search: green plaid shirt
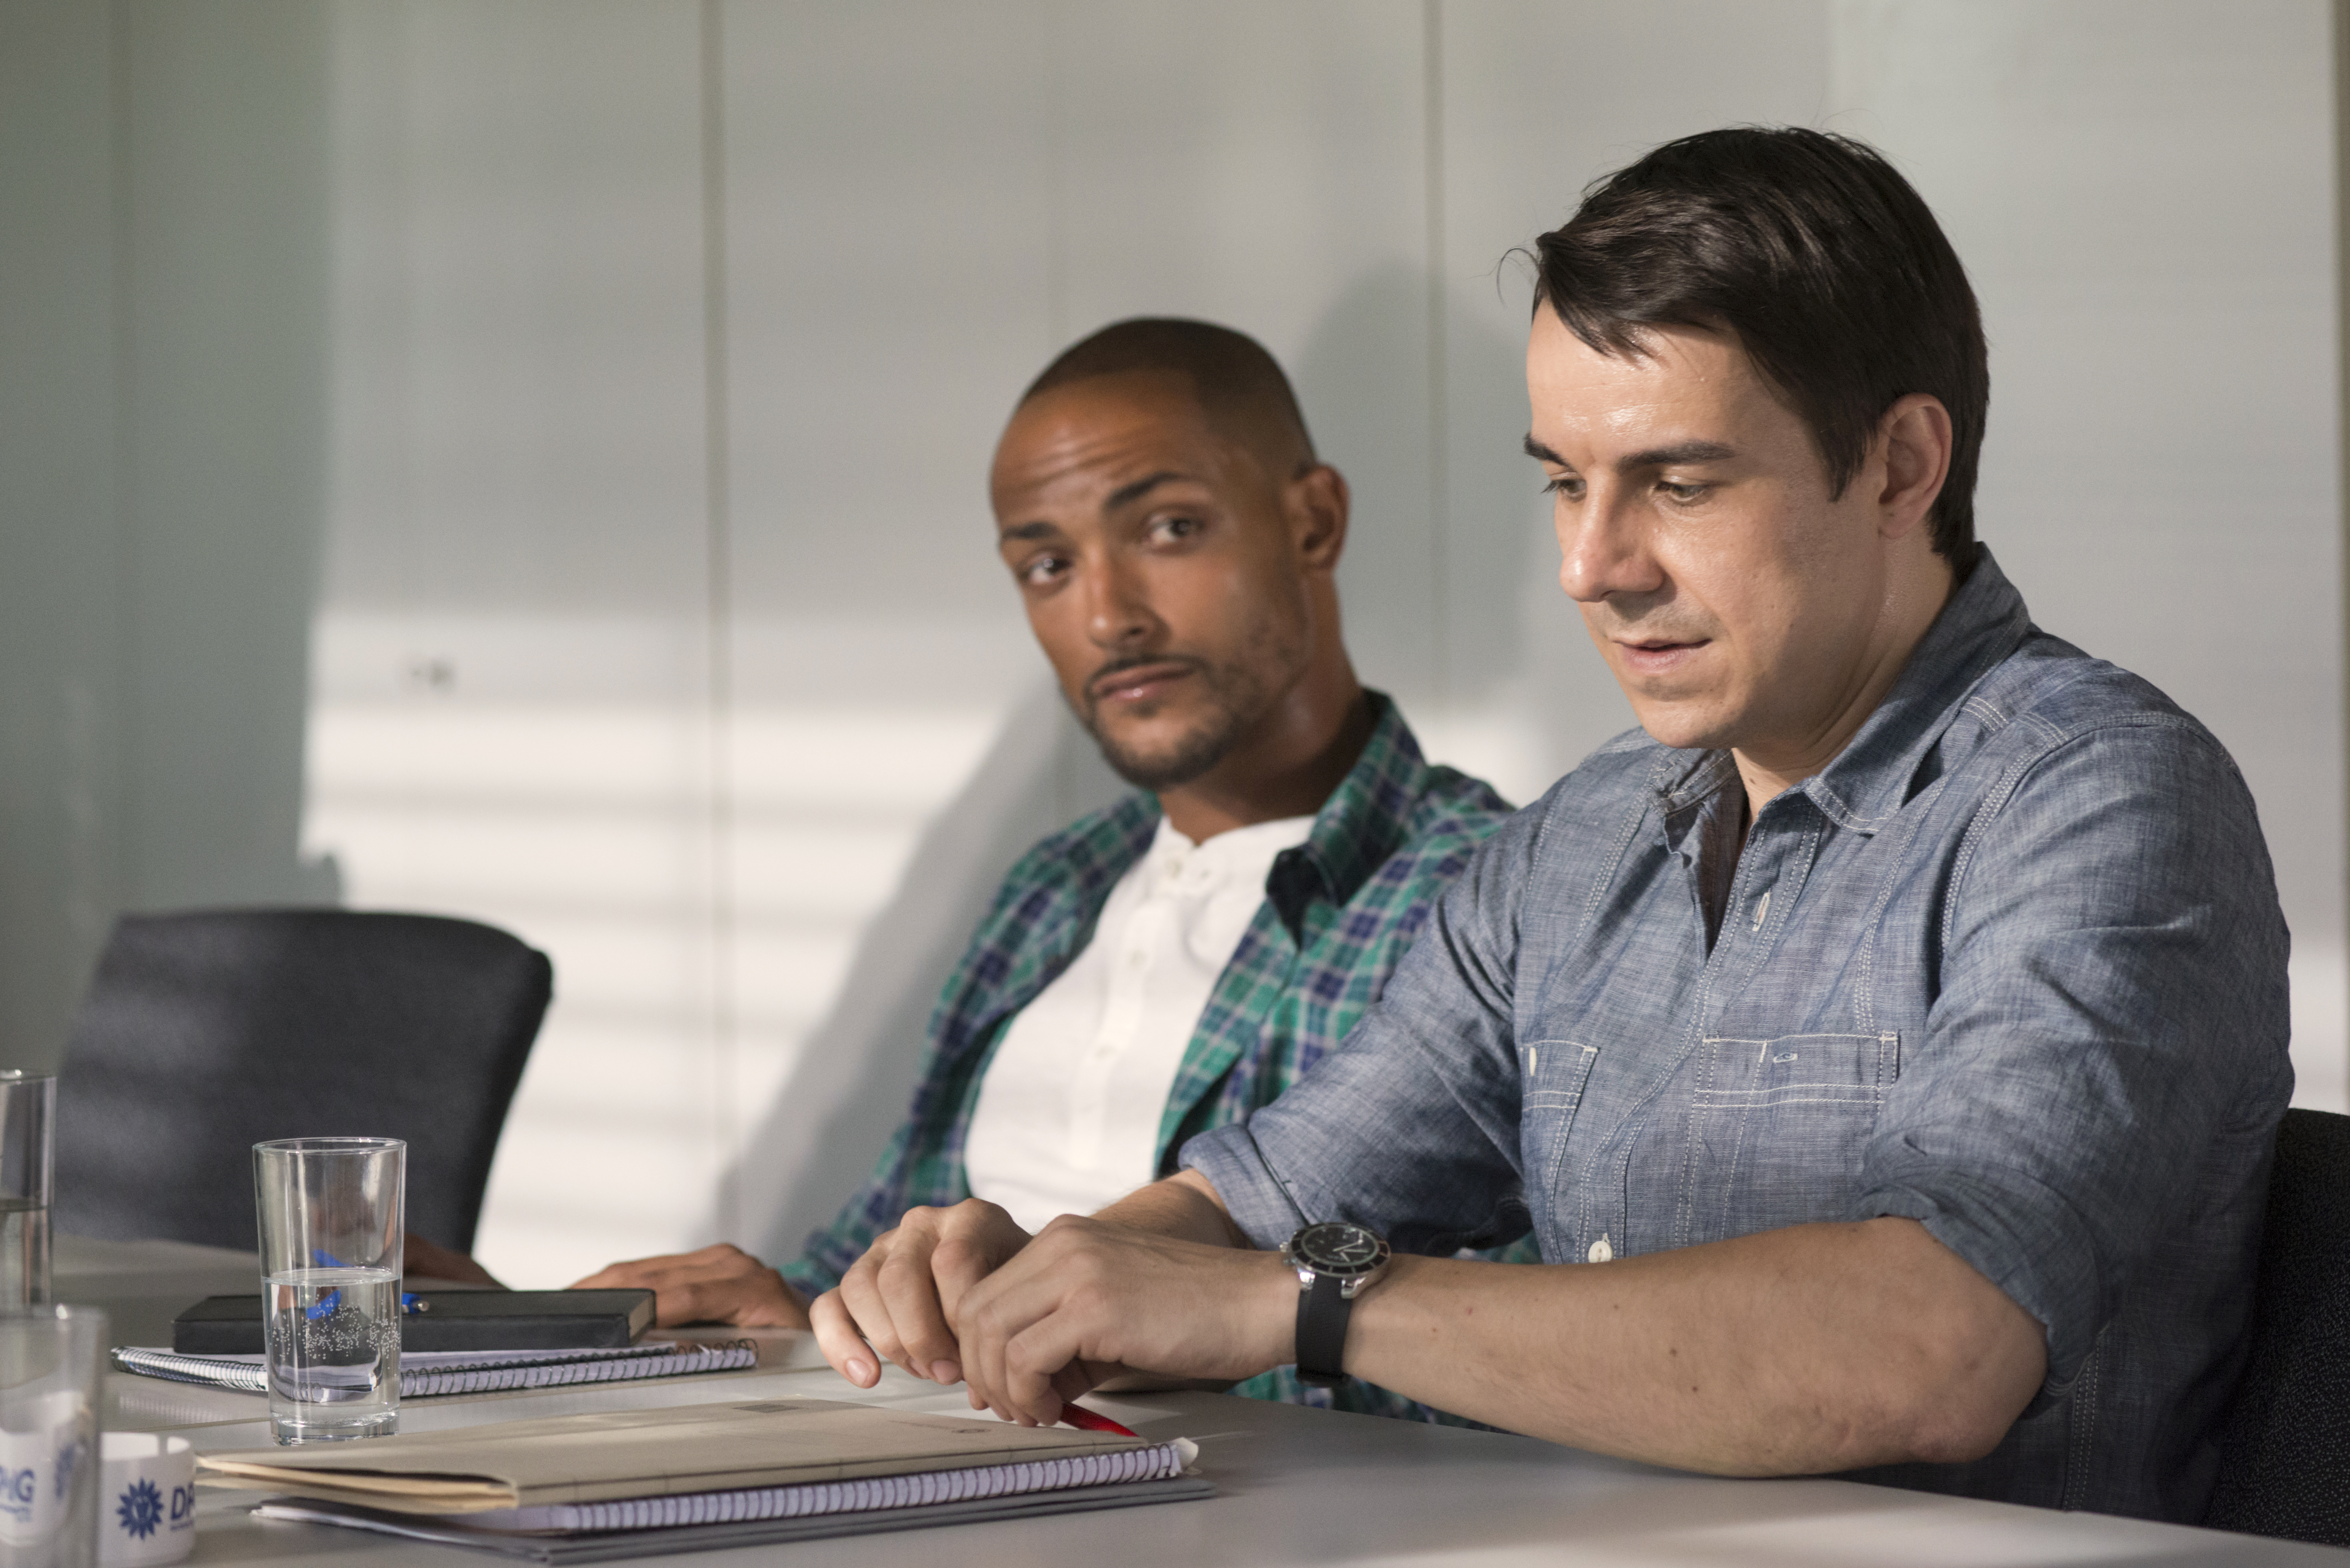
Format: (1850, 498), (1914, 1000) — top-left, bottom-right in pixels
(783, 693), (1515, 1420)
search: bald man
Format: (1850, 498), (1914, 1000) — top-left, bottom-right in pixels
(424, 319), (1515, 1422)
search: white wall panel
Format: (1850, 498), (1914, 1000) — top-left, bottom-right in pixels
(0, 0), (125, 1072)
(305, 0), (718, 1281)
(1826, 0), (2345, 1107)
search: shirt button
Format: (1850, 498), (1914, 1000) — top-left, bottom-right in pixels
(1587, 1235), (1613, 1264)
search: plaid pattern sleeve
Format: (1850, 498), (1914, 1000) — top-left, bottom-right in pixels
(781, 693), (1521, 1428)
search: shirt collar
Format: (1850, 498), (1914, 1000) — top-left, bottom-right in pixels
(1145, 811), (1316, 895)
(1640, 546), (2034, 836)
(1799, 546), (2032, 834)
(1264, 691), (1432, 938)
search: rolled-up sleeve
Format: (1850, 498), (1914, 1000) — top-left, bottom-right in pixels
(1182, 795), (1548, 1255)
(1856, 720), (2291, 1392)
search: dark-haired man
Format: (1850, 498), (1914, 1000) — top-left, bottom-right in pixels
(814, 130), (2290, 1521)
(435, 319), (1514, 1423)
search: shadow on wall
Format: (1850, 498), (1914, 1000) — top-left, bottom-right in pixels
(1297, 257), (1628, 798)
(730, 679), (1124, 1265)
(1292, 255), (1596, 706)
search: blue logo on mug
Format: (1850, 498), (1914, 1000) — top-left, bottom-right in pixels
(116, 1478), (162, 1540)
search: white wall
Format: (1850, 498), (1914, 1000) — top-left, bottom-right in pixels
(2, 1), (2339, 1281)
(0, 0), (338, 1079)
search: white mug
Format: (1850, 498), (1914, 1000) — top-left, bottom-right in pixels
(96, 1436), (191, 1568)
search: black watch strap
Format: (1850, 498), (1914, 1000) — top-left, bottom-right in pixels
(1294, 1269), (1351, 1387)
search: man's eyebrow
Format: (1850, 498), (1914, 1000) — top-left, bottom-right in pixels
(997, 520), (1061, 542)
(1522, 433), (1569, 467)
(1619, 440), (1737, 471)
(1104, 470), (1186, 512)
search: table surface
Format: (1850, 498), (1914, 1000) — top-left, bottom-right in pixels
(59, 1233), (2349, 1567)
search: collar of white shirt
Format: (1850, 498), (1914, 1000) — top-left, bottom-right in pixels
(963, 812), (1316, 1233)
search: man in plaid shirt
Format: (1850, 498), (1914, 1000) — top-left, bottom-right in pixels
(441, 318), (1513, 1420)
(779, 681), (1507, 1421)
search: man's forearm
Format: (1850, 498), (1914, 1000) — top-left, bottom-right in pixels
(1091, 1170), (1254, 1249)
(1344, 1216), (2044, 1475)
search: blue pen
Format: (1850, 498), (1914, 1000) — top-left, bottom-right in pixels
(306, 1249), (424, 1317)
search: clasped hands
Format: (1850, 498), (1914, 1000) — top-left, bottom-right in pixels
(808, 1197), (1295, 1425)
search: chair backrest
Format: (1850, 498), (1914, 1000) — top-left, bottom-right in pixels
(53, 909), (552, 1255)
(2204, 1105), (2350, 1544)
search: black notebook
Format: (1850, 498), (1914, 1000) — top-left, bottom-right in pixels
(173, 1290), (655, 1354)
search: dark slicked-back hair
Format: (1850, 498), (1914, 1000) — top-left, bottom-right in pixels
(1020, 317), (1316, 473)
(1533, 127), (1987, 558)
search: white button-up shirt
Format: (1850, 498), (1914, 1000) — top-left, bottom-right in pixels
(963, 812), (1315, 1234)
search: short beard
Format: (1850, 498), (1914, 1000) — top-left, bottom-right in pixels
(1077, 658), (1271, 791)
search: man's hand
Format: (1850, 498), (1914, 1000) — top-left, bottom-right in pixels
(809, 1199), (1032, 1389)
(402, 1233), (505, 1289)
(570, 1244), (809, 1329)
(950, 1214), (1296, 1426)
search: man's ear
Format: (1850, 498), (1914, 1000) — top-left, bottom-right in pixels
(1289, 464), (1350, 571)
(1875, 394), (1952, 543)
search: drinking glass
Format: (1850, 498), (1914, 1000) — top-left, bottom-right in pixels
(0, 1076), (53, 1309)
(251, 1138), (404, 1444)
(0, 1306), (106, 1568)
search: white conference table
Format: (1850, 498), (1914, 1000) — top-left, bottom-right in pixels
(62, 1233), (2350, 1567)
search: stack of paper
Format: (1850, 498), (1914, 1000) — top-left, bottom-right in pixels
(204, 1397), (1210, 1562)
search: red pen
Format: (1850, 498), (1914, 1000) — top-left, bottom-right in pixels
(1060, 1403), (1138, 1437)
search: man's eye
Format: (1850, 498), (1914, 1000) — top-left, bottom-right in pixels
(1147, 515), (1201, 545)
(1541, 475), (1583, 500)
(1659, 481), (1708, 504)
(1019, 555), (1068, 586)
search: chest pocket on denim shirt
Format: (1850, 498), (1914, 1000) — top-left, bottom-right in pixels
(1675, 1031), (1898, 1248)
(1521, 1042), (1599, 1260)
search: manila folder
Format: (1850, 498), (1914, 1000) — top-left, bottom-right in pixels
(198, 1397), (1151, 1514)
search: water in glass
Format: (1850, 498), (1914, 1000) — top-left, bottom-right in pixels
(0, 1202), (47, 1313)
(263, 1267), (398, 1443)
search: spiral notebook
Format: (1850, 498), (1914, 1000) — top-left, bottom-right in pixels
(209, 1397), (1212, 1562)
(251, 1444), (1209, 1562)
(113, 1341), (758, 1397)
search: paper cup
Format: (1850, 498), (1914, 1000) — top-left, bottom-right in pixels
(97, 1436), (192, 1567)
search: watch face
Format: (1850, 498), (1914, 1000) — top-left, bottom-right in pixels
(1293, 1221), (1390, 1279)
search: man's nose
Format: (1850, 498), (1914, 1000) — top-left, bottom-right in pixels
(1557, 490), (1663, 604)
(1082, 555), (1157, 647)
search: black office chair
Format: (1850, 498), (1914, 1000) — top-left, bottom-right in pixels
(53, 909), (552, 1255)
(2204, 1106), (2350, 1545)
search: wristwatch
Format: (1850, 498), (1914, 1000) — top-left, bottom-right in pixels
(1281, 1220), (1392, 1387)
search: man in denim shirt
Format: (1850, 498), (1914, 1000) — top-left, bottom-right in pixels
(813, 129), (2291, 1523)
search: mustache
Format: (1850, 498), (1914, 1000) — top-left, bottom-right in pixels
(1590, 614), (1711, 646)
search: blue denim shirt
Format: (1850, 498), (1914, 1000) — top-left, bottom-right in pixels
(1183, 550), (2292, 1522)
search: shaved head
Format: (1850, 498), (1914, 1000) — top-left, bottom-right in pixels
(991, 320), (1362, 833)
(1020, 317), (1315, 482)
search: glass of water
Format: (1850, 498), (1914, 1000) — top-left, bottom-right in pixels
(0, 1074), (53, 1309)
(251, 1138), (404, 1445)
(0, 1306), (106, 1568)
